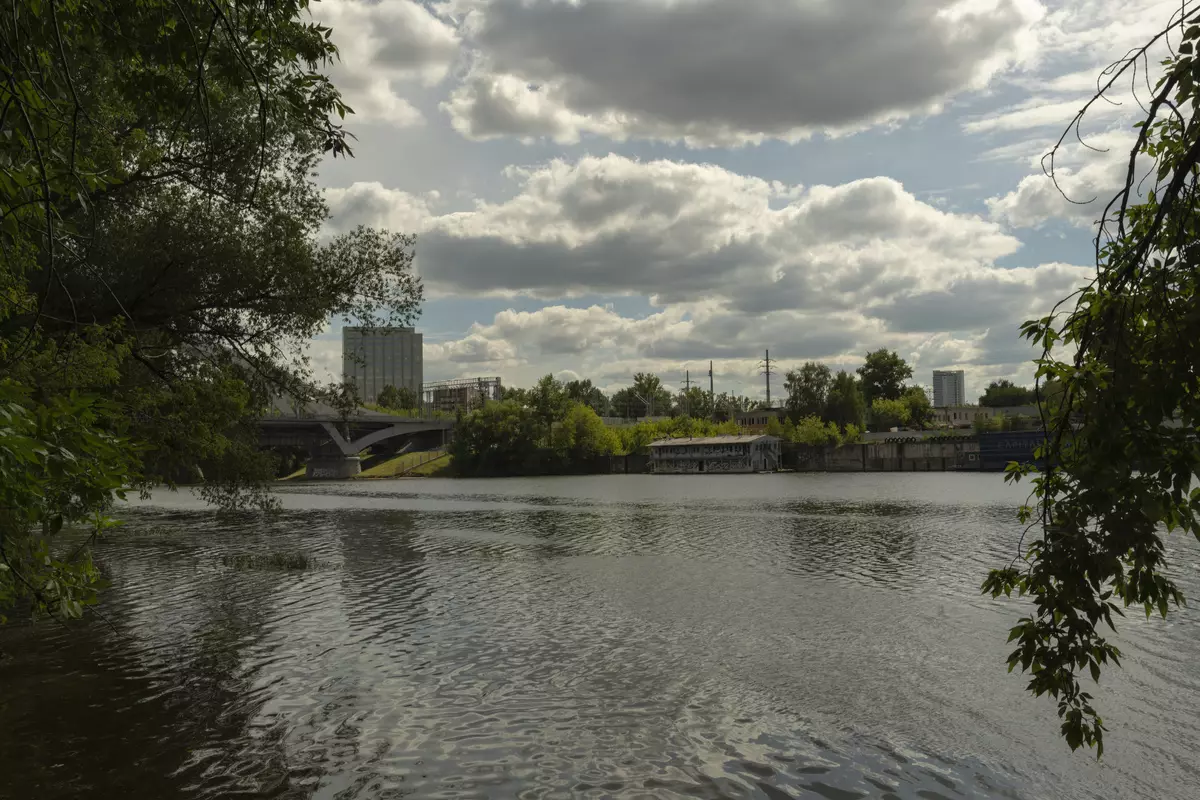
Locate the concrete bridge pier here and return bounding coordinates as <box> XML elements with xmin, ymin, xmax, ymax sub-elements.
<box><xmin>306</xmin><ymin>440</ymin><xmax>362</xmax><ymax>480</ymax></box>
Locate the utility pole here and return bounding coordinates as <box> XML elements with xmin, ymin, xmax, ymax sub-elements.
<box><xmin>759</xmin><ymin>349</ymin><xmax>774</xmax><ymax>408</ymax></box>
<box><xmin>709</xmin><ymin>360</ymin><xmax>715</xmax><ymax>420</ymax></box>
<box><xmin>684</xmin><ymin>369</ymin><xmax>691</xmax><ymax>418</ymax></box>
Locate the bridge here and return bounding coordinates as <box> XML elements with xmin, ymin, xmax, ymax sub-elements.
<box><xmin>261</xmin><ymin>396</ymin><xmax>454</xmax><ymax>478</ymax></box>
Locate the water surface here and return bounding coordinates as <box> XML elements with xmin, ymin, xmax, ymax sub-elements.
<box><xmin>2</xmin><ymin>474</ymin><xmax>1198</xmax><ymax>799</ymax></box>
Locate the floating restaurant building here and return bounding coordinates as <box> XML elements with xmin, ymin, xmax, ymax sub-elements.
<box><xmin>648</xmin><ymin>435</ymin><xmax>782</xmax><ymax>474</ymax></box>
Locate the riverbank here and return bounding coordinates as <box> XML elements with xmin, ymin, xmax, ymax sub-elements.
<box><xmin>278</xmin><ymin>432</ymin><xmax>1039</xmax><ymax>481</ymax></box>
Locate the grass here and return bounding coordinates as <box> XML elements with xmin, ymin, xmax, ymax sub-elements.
<box><xmin>276</xmin><ymin>449</ymin><xmax>452</xmax><ymax>481</ymax></box>
<box><xmin>356</xmin><ymin>450</ymin><xmax>450</xmax><ymax>479</ymax></box>
<box><xmin>280</xmin><ymin>465</ymin><xmax>307</xmax><ymax>480</ymax></box>
<box><xmin>221</xmin><ymin>552</ymin><xmax>318</xmax><ymax>571</ymax></box>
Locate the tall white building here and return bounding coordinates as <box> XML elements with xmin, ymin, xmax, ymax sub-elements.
<box><xmin>342</xmin><ymin>326</ymin><xmax>423</xmax><ymax>404</ymax></box>
<box><xmin>932</xmin><ymin>369</ymin><xmax>967</xmax><ymax>408</ymax></box>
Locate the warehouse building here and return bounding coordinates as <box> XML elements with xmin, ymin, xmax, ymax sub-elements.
<box><xmin>648</xmin><ymin>434</ymin><xmax>781</xmax><ymax>474</ymax></box>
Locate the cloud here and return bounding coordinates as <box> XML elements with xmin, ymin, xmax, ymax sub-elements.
<box><xmin>442</xmin><ymin>0</ymin><xmax>1043</xmax><ymax>146</ymax></box>
<box><xmin>328</xmin><ymin>155</ymin><xmax>1030</xmax><ymax>315</ymax></box>
<box><xmin>323</xmin><ymin>182</ymin><xmax>436</xmax><ymax>234</ymax></box>
<box><xmin>986</xmin><ymin>129</ymin><xmax>1143</xmax><ymax>227</ymax></box>
<box><xmin>314</xmin><ymin>0</ymin><xmax>461</xmax><ymax>125</ymax></box>
<box><xmin>961</xmin><ymin>0</ymin><xmax>1180</xmax><ymax>136</ymax></box>
<box><xmin>323</xmin><ymin>153</ymin><xmax>1092</xmax><ymax>394</ymax></box>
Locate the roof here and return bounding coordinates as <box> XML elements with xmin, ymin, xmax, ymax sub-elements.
<box><xmin>733</xmin><ymin>407</ymin><xmax>784</xmax><ymax>417</ymax></box>
<box><xmin>648</xmin><ymin>435</ymin><xmax>779</xmax><ymax>447</ymax></box>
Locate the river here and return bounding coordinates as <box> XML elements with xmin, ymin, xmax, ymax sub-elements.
<box><xmin>2</xmin><ymin>474</ymin><xmax>1198</xmax><ymax>799</ymax></box>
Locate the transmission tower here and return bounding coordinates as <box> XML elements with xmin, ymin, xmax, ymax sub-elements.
<box><xmin>759</xmin><ymin>349</ymin><xmax>775</xmax><ymax>408</ymax></box>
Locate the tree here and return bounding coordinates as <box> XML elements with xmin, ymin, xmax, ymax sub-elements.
<box><xmin>869</xmin><ymin>398</ymin><xmax>910</xmax><ymax>431</ymax></box>
<box><xmin>503</xmin><ymin>386</ymin><xmax>531</xmax><ymax>406</ymax></box>
<box><xmin>713</xmin><ymin>392</ymin><xmax>755</xmax><ymax>420</ymax></box>
<box><xmin>900</xmin><ymin>386</ymin><xmax>933</xmax><ymax>429</ymax></box>
<box><xmin>791</xmin><ymin>415</ymin><xmax>842</xmax><ymax>446</ymax></box>
<box><xmin>376</xmin><ymin>385</ymin><xmax>418</xmax><ymax>411</ymax></box>
<box><xmin>528</xmin><ymin>374</ymin><xmax>569</xmax><ymax>431</ymax></box>
<box><xmin>449</xmin><ymin>401</ymin><xmax>542</xmax><ymax>476</ymax></box>
<box><xmin>1</xmin><ymin>0</ymin><xmax>421</xmax><ymax>621</ymax></box>
<box><xmin>982</xmin><ymin>11</ymin><xmax>1200</xmax><ymax>756</ymax></box>
<box><xmin>612</xmin><ymin>373</ymin><xmax>672</xmax><ymax>418</ymax></box>
<box><xmin>631</xmin><ymin>372</ymin><xmax>673</xmax><ymax>416</ymax></box>
<box><xmin>824</xmin><ymin>371</ymin><xmax>867</xmax><ymax>431</ymax></box>
<box><xmin>674</xmin><ymin>386</ymin><xmax>713</xmax><ymax>419</ymax></box>
<box><xmin>552</xmin><ymin>403</ymin><xmax>619</xmax><ymax>464</ymax></box>
<box><xmin>765</xmin><ymin>416</ymin><xmax>785</xmax><ymax>437</ymax></box>
<box><xmin>377</xmin><ymin>385</ymin><xmax>401</xmax><ymax>410</ymax></box>
<box><xmin>857</xmin><ymin>349</ymin><xmax>913</xmax><ymax>403</ymax></box>
<box><xmin>784</xmin><ymin>362</ymin><xmax>832</xmax><ymax>421</ymax></box>
<box><xmin>564</xmin><ymin>379</ymin><xmax>610</xmax><ymax>416</ymax></box>
<box><xmin>979</xmin><ymin>380</ymin><xmax>1037</xmax><ymax>407</ymax></box>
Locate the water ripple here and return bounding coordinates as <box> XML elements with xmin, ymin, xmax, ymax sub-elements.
<box><xmin>2</xmin><ymin>474</ymin><xmax>1197</xmax><ymax>799</ymax></box>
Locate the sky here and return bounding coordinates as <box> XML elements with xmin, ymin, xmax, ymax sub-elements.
<box><xmin>304</xmin><ymin>0</ymin><xmax>1177</xmax><ymax>402</ymax></box>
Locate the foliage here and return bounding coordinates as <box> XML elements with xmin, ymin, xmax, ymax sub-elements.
<box><xmin>714</xmin><ymin>392</ymin><xmax>756</xmax><ymax>420</ymax></box>
<box><xmin>857</xmin><ymin>349</ymin><xmax>913</xmax><ymax>403</ymax></box>
<box><xmin>529</xmin><ymin>374</ymin><xmax>570</xmax><ymax>430</ymax></box>
<box><xmin>982</xmin><ymin>10</ymin><xmax>1200</xmax><ymax>756</ymax></box>
<box><xmin>565</xmin><ymin>379</ymin><xmax>610</xmax><ymax>416</ymax></box>
<box><xmin>377</xmin><ymin>385</ymin><xmax>418</xmax><ymax>411</ymax></box>
<box><xmin>900</xmin><ymin>386</ymin><xmax>934</xmax><ymax>430</ymax></box>
<box><xmin>552</xmin><ymin>403</ymin><xmax>621</xmax><ymax>463</ymax></box>
<box><xmin>765</xmin><ymin>416</ymin><xmax>785</xmax><ymax>438</ymax></box>
<box><xmin>614</xmin><ymin>416</ymin><xmax>740</xmax><ymax>454</ymax></box>
<box><xmin>979</xmin><ymin>379</ymin><xmax>1037</xmax><ymax>407</ymax></box>
<box><xmin>449</xmin><ymin>400</ymin><xmax>543</xmax><ymax>476</ymax></box>
<box><xmin>787</xmin><ymin>415</ymin><xmax>844</xmax><ymax>446</ymax></box>
<box><xmin>972</xmin><ymin>413</ymin><xmax>1002</xmax><ymax>434</ymax></box>
<box><xmin>0</xmin><ymin>0</ymin><xmax>423</xmax><ymax>620</ymax></box>
<box><xmin>784</xmin><ymin>362</ymin><xmax>833</xmax><ymax>421</ymax></box>
<box><xmin>611</xmin><ymin>372</ymin><xmax>673</xmax><ymax>418</ymax></box>
<box><xmin>0</xmin><ymin>383</ymin><xmax>139</xmax><ymax>622</ymax></box>
<box><xmin>870</xmin><ymin>398</ymin><xmax>910</xmax><ymax>431</ymax></box>
<box><xmin>824</xmin><ymin>370</ymin><xmax>867</xmax><ymax>431</ymax></box>
<box><xmin>674</xmin><ymin>386</ymin><xmax>713</xmax><ymax>420</ymax></box>
<box><xmin>451</xmin><ymin>399</ymin><xmax>620</xmax><ymax>476</ymax></box>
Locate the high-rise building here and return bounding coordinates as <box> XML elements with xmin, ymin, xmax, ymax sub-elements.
<box><xmin>932</xmin><ymin>369</ymin><xmax>967</xmax><ymax>408</ymax></box>
<box><xmin>342</xmin><ymin>326</ymin><xmax>423</xmax><ymax>404</ymax></box>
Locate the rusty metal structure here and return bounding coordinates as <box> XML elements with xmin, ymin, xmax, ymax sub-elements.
<box><xmin>422</xmin><ymin>377</ymin><xmax>503</xmax><ymax>415</ymax></box>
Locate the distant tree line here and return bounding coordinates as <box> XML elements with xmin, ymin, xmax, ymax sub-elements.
<box><xmin>450</xmin><ymin>373</ymin><xmax>753</xmax><ymax>476</ymax></box>
<box><xmin>779</xmin><ymin>348</ymin><xmax>932</xmax><ymax>435</ymax></box>
<box><xmin>502</xmin><ymin>372</ymin><xmax>761</xmax><ymax>421</ymax></box>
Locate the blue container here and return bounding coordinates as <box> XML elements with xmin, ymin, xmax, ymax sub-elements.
<box><xmin>978</xmin><ymin>430</ymin><xmax>1045</xmax><ymax>472</ymax></box>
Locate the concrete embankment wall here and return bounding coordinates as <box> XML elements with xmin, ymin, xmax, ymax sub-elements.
<box><xmin>783</xmin><ymin>439</ymin><xmax>983</xmax><ymax>472</ymax></box>
<box><xmin>607</xmin><ymin>453</ymin><xmax>650</xmax><ymax>474</ymax></box>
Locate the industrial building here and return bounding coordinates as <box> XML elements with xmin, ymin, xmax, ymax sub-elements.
<box><xmin>734</xmin><ymin>408</ymin><xmax>785</xmax><ymax>431</ymax></box>
<box><xmin>342</xmin><ymin>326</ymin><xmax>423</xmax><ymax>405</ymax></box>
<box><xmin>423</xmin><ymin>377</ymin><xmax>503</xmax><ymax>415</ymax></box>
<box><xmin>648</xmin><ymin>435</ymin><xmax>781</xmax><ymax>474</ymax></box>
<box><xmin>932</xmin><ymin>369</ymin><xmax>967</xmax><ymax>407</ymax></box>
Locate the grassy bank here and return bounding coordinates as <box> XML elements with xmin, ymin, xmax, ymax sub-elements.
<box><xmin>279</xmin><ymin>450</ymin><xmax>450</xmax><ymax>481</ymax></box>
<box><xmin>357</xmin><ymin>450</ymin><xmax>450</xmax><ymax>479</ymax></box>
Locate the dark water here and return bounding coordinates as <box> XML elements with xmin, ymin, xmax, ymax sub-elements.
<box><xmin>2</xmin><ymin>475</ymin><xmax>1199</xmax><ymax>799</ymax></box>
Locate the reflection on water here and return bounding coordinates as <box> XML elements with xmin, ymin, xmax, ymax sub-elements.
<box><xmin>2</xmin><ymin>474</ymin><xmax>1199</xmax><ymax>799</ymax></box>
